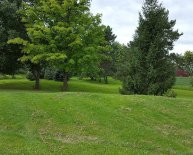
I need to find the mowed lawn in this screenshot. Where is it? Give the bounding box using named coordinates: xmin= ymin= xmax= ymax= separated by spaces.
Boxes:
xmin=0 ymin=77 xmax=193 ymax=154
xmin=0 ymin=76 xmax=192 ymax=98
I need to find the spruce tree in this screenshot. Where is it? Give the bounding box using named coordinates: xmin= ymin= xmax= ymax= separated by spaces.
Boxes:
xmin=121 ymin=0 xmax=182 ymax=95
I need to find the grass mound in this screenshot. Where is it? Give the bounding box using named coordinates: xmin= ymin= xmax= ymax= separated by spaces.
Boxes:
xmin=0 ymin=91 xmax=193 ymax=154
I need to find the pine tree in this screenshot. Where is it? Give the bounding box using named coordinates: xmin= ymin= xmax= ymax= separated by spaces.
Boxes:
xmin=121 ymin=0 xmax=182 ymax=95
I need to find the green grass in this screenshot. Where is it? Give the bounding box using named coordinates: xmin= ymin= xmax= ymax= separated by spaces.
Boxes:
xmin=0 ymin=77 xmax=192 ymax=98
xmin=174 ymin=77 xmax=193 ymax=91
xmin=1 ymin=91 xmax=193 ymax=154
xmin=173 ymin=77 xmax=193 ymax=99
xmin=0 ymin=76 xmax=193 ymax=154
xmin=175 ymin=77 xmax=192 ymax=87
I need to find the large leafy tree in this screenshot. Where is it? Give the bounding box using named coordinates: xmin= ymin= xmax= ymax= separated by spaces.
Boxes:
xmin=0 ymin=0 xmax=26 ymax=76
xmin=121 ymin=0 xmax=182 ymax=95
xmin=9 ymin=0 xmax=105 ymax=90
xmin=78 ymin=25 xmax=115 ymax=82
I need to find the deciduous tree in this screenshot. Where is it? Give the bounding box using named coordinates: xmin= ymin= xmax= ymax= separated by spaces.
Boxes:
xmin=9 ymin=0 xmax=105 ymax=90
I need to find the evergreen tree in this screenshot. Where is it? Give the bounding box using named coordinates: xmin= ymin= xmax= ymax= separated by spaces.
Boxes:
xmin=121 ymin=0 xmax=182 ymax=95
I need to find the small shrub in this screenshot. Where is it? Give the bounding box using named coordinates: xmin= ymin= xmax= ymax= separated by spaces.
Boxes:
xmin=119 ymin=87 xmax=133 ymax=95
xmin=0 ymin=74 xmax=9 ymax=79
xmin=26 ymin=71 xmax=35 ymax=81
xmin=44 ymin=68 xmax=56 ymax=80
xmin=17 ymin=68 xmax=27 ymax=74
xmin=54 ymin=70 xmax=64 ymax=82
xmin=164 ymin=90 xmax=177 ymax=98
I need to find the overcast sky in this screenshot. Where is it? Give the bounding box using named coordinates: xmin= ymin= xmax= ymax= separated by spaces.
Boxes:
xmin=91 ymin=0 xmax=193 ymax=54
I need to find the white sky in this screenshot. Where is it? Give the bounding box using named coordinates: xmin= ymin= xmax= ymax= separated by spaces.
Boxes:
xmin=91 ymin=0 xmax=193 ymax=54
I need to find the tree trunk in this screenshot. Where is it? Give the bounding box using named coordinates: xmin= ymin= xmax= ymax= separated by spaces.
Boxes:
xmin=90 ymin=77 xmax=94 ymax=81
xmin=63 ymin=72 xmax=68 ymax=91
xmin=34 ymin=76 xmax=40 ymax=90
xmin=11 ymin=74 xmax=15 ymax=79
xmin=104 ymin=76 xmax=108 ymax=84
xmin=99 ymin=77 xmax=101 ymax=83
xmin=32 ymin=64 xmax=41 ymax=90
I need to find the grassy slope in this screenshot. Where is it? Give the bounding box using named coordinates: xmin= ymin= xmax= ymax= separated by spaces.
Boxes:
xmin=0 ymin=77 xmax=193 ymax=154
xmin=1 ymin=92 xmax=193 ymax=154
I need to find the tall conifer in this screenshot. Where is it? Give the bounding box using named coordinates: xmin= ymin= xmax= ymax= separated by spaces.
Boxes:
xmin=121 ymin=0 xmax=182 ymax=95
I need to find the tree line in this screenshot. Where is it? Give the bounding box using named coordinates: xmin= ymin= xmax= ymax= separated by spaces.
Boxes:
xmin=1 ymin=0 xmax=192 ymax=95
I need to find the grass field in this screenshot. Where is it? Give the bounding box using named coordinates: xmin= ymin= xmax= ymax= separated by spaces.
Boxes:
xmin=174 ymin=77 xmax=193 ymax=99
xmin=0 ymin=76 xmax=193 ymax=154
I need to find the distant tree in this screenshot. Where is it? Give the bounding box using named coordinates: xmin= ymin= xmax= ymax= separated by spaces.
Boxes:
xmin=100 ymin=26 xmax=117 ymax=84
xmin=112 ymin=42 xmax=129 ymax=81
xmin=9 ymin=0 xmax=105 ymax=90
xmin=183 ymin=51 xmax=193 ymax=76
xmin=170 ymin=53 xmax=184 ymax=69
xmin=170 ymin=51 xmax=193 ymax=76
xmin=121 ymin=0 xmax=182 ymax=95
xmin=77 ymin=25 xmax=111 ymax=82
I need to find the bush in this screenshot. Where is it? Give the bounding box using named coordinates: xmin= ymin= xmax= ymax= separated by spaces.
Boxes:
xmin=190 ymin=77 xmax=193 ymax=87
xmin=17 ymin=68 xmax=27 ymax=74
xmin=164 ymin=90 xmax=177 ymax=98
xmin=54 ymin=71 xmax=72 ymax=82
xmin=0 ymin=74 xmax=10 ymax=79
xmin=54 ymin=70 xmax=64 ymax=82
xmin=119 ymin=86 xmax=134 ymax=95
xmin=44 ymin=68 xmax=56 ymax=80
xmin=26 ymin=71 xmax=35 ymax=81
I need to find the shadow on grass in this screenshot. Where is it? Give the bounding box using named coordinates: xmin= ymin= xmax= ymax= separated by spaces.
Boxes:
xmin=0 ymin=78 xmax=120 ymax=94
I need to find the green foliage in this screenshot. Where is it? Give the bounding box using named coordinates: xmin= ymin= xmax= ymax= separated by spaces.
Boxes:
xmin=169 ymin=53 xmax=184 ymax=69
xmin=54 ymin=70 xmax=64 ymax=82
xmin=113 ymin=42 xmax=130 ymax=80
xmin=8 ymin=0 xmax=105 ymax=90
xmin=99 ymin=25 xmax=117 ymax=83
xmin=0 ymin=0 xmax=26 ymax=75
xmin=170 ymin=51 xmax=193 ymax=77
xmin=183 ymin=51 xmax=193 ymax=76
xmin=44 ymin=67 xmax=56 ymax=80
xmin=26 ymin=71 xmax=35 ymax=81
xmin=121 ymin=0 xmax=182 ymax=95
